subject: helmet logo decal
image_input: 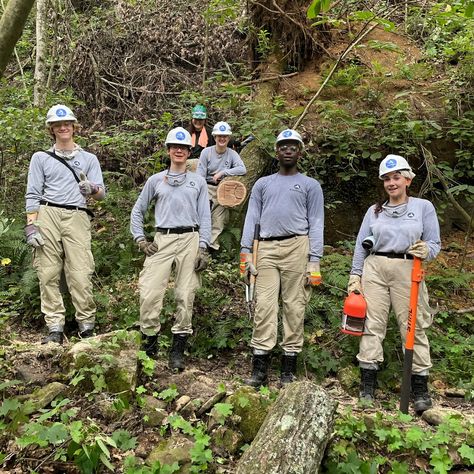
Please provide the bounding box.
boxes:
[176,131,185,140]
[56,108,67,117]
[219,125,226,131]
[386,159,397,168]
[283,130,292,138]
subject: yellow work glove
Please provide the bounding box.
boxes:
[407,240,429,260]
[305,261,322,286]
[240,252,258,285]
[347,274,362,294]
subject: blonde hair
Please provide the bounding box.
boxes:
[48,122,81,139]
[400,169,416,179]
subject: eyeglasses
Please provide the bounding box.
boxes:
[170,144,190,151]
[278,145,299,152]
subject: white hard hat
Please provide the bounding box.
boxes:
[275,129,304,149]
[45,104,77,124]
[379,154,413,179]
[212,121,232,136]
[165,127,192,147]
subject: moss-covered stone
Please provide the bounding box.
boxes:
[142,395,168,427]
[337,366,360,396]
[19,382,68,415]
[64,330,140,397]
[226,386,270,443]
[145,435,194,472]
[211,426,244,456]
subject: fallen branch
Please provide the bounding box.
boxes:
[238,72,298,87]
[455,306,474,314]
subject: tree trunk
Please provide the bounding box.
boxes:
[235,381,337,474]
[0,0,36,78]
[34,0,49,106]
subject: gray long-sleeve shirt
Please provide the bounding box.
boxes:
[130,170,211,248]
[25,149,105,212]
[350,197,441,275]
[240,172,324,262]
[196,146,246,184]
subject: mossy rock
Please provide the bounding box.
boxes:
[337,366,360,396]
[64,330,140,397]
[211,426,244,456]
[18,382,68,415]
[226,386,270,443]
[145,434,194,472]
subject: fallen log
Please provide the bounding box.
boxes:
[235,381,337,474]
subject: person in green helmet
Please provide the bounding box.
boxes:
[187,105,215,159]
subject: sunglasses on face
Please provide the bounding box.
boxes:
[278,145,299,152]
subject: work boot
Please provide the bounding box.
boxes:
[359,368,377,404]
[244,353,270,388]
[141,333,159,357]
[169,334,188,371]
[79,329,94,339]
[41,331,64,344]
[411,374,432,413]
[280,353,297,386]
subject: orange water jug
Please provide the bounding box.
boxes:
[341,291,367,336]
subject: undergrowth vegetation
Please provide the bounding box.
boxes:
[0,0,473,472]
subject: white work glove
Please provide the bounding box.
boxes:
[240,252,258,285]
[194,248,209,272]
[407,240,429,260]
[25,223,45,248]
[137,238,158,257]
[79,172,99,196]
[305,261,322,286]
[347,274,362,294]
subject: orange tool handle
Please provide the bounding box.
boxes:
[405,257,424,350]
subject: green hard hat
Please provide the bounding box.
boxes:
[192,104,207,119]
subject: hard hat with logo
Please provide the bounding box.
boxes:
[192,105,207,119]
[165,127,192,147]
[275,129,304,149]
[212,121,232,136]
[379,154,412,178]
[45,104,77,124]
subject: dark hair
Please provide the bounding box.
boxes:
[188,119,206,135]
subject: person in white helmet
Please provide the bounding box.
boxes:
[240,129,324,387]
[347,154,441,412]
[197,121,246,252]
[130,127,211,370]
[25,104,106,344]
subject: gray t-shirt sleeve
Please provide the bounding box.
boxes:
[25,153,45,212]
[223,150,246,177]
[130,175,158,241]
[350,208,372,276]
[240,179,263,253]
[196,176,212,248]
[307,180,324,262]
[196,150,208,179]
[421,201,441,261]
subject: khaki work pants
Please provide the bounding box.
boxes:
[208,184,229,250]
[139,231,200,336]
[358,254,433,374]
[33,205,96,332]
[251,236,311,353]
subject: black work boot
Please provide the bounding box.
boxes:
[41,331,64,344]
[280,353,297,386]
[244,353,270,388]
[141,333,159,357]
[79,329,94,339]
[169,334,188,371]
[411,374,433,413]
[359,368,377,405]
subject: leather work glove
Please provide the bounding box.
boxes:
[137,238,158,257]
[25,223,45,248]
[305,261,322,286]
[240,252,258,285]
[194,248,209,272]
[407,240,429,260]
[347,274,362,294]
[79,172,99,196]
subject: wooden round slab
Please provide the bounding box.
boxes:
[216,180,247,208]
